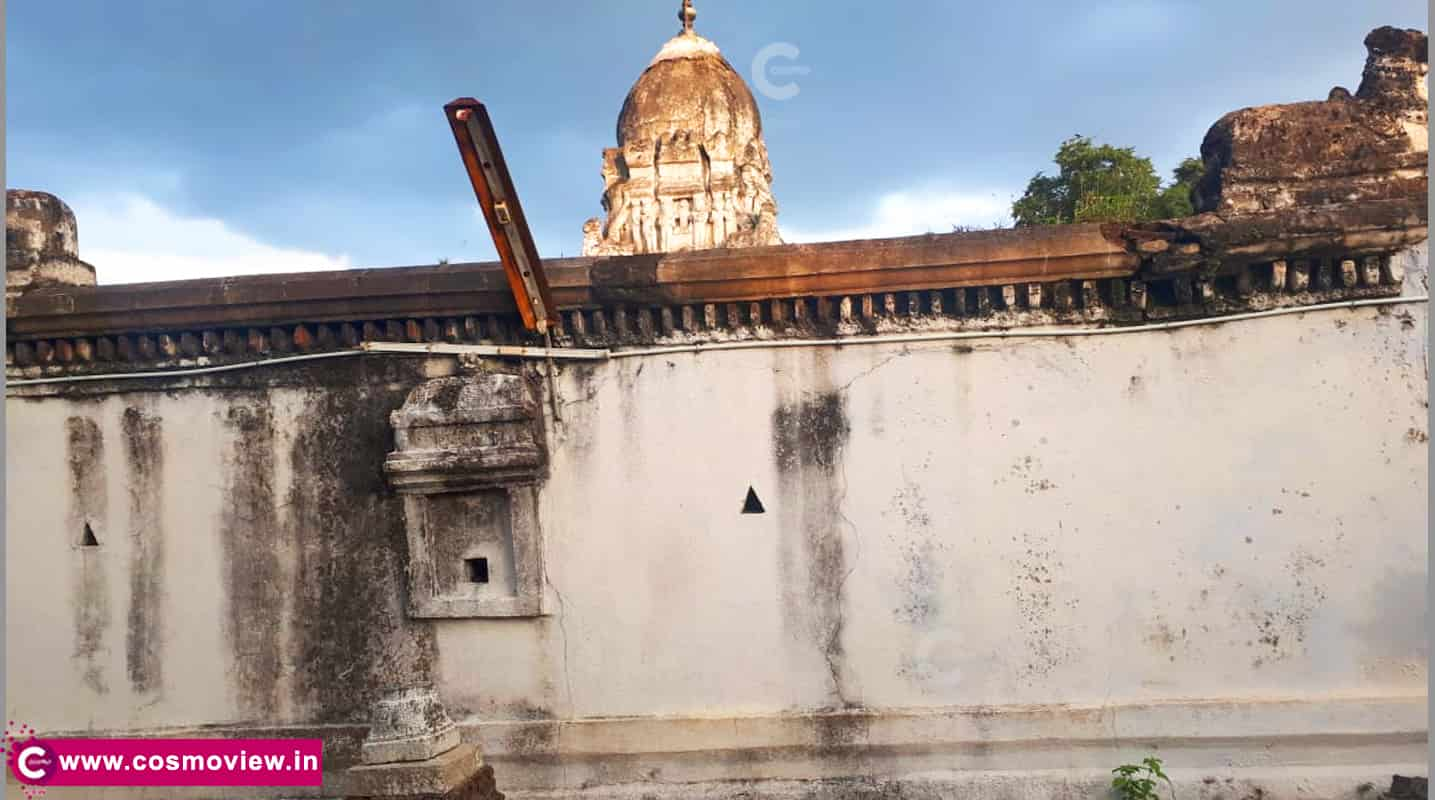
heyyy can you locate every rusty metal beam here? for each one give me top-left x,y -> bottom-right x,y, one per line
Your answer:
444,98 -> 555,333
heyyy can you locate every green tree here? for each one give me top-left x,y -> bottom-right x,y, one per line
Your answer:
1151,157 -> 1205,219
1011,136 -> 1202,226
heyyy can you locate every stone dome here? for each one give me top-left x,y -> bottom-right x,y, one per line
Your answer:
6,189 -> 96,304
582,0 -> 781,257
616,32 -> 764,153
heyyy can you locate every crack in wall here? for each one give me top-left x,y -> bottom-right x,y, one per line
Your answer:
543,567 -> 576,719
828,442 -> 861,708
831,349 -> 914,396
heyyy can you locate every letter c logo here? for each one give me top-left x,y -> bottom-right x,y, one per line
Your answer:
17,746 -> 47,779
752,42 -> 804,101
14,742 -> 57,784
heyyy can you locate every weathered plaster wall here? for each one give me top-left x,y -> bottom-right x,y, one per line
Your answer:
5,250 -> 1428,797
7,360 -> 444,735
451,270 -> 1429,727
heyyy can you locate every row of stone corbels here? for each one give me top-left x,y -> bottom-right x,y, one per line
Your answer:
1131,254 -> 1401,307
6,315 -> 533,368
564,281 -> 1152,340
555,255 -> 1405,339
4,253 -> 1410,374
1266,255 -> 1402,293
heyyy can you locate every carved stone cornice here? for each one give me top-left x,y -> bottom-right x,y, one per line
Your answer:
4,199 -> 1425,381
384,373 -> 545,494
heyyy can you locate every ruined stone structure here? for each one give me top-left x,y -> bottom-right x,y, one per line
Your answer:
582,0 -> 782,256
5,23 -> 1429,800
1196,26 -> 1428,214
5,189 -> 95,311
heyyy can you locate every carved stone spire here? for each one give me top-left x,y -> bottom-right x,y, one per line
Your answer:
582,2 -> 781,257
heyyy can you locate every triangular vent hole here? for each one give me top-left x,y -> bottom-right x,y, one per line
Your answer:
741,486 -> 766,514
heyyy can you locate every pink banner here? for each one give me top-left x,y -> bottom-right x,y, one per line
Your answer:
9,738 -> 324,787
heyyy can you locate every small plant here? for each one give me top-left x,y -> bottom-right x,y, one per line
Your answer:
1112,756 -> 1175,800
951,221 -> 1012,233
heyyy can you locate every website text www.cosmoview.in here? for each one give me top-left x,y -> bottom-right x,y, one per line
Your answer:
8,736 -> 324,789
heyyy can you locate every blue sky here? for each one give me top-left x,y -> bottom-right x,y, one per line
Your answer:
7,1 -> 1426,284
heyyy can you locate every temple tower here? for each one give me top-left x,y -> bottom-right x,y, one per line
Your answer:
583,0 -> 781,256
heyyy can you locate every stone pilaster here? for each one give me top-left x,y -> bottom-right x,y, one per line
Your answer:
344,688 -> 502,799
361,688 -> 461,765
344,745 -> 503,800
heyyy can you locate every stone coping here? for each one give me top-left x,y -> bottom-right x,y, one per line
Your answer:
5,196 -> 1426,379
4,250 -> 1415,380
8,198 -> 1423,343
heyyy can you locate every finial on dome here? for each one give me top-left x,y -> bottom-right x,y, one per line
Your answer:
679,0 -> 696,35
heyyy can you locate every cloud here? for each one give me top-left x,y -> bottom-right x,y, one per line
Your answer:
781,187 -> 1013,244
68,193 -> 352,285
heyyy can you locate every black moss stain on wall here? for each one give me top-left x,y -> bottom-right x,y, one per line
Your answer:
772,390 -> 854,708
1245,548 -> 1331,667
501,717 -> 559,758
195,359 -> 443,725
66,416 -> 110,694
615,360 -> 646,481
809,711 -> 877,778
285,383 -> 438,723
889,483 -> 939,628
774,394 -> 849,474
219,401 -> 284,718
813,711 -> 870,749
122,406 -> 165,695
1007,526 -> 1078,684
